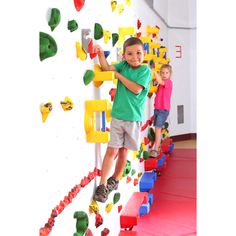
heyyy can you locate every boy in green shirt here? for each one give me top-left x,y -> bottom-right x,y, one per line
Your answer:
93,37 -> 152,202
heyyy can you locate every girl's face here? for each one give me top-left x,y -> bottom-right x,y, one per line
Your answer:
123,44 -> 145,68
160,68 -> 171,80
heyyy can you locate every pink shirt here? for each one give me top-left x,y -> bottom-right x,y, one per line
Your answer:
154,79 -> 173,111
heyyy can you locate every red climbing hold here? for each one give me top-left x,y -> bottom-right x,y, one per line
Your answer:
101,228 -> 110,236
74,0 -> 85,11
95,213 -> 103,228
137,19 -> 141,29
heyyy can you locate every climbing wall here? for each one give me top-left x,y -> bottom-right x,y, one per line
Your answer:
37,0 -> 170,235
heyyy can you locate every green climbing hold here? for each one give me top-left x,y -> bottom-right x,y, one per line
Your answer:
148,127 -> 155,141
143,150 -> 149,160
48,8 -> 61,31
122,160 -> 131,177
39,32 -> 57,61
163,122 -> 169,129
74,211 -> 89,236
113,192 -> 120,204
112,33 -> 119,47
83,70 -> 95,85
68,20 -> 78,32
94,23 -> 103,40
131,169 -> 136,176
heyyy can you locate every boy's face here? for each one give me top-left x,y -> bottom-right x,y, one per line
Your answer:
160,68 -> 171,80
123,44 -> 145,68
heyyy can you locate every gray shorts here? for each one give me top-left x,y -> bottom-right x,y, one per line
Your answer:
108,118 -> 142,151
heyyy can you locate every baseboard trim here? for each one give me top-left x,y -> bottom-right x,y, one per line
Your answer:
170,133 -> 196,142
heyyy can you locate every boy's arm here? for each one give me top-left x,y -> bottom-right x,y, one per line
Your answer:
153,71 -> 165,85
93,45 -> 115,71
115,71 -> 143,95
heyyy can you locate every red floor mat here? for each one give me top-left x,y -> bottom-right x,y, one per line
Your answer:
135,149 -> 196,236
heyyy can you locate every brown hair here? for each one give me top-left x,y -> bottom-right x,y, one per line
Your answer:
123,37 -> 144,53
160,64 -> 172,74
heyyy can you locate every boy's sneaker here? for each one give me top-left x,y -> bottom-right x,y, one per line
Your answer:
107,177 -> 119,193
93,184 -> 109,203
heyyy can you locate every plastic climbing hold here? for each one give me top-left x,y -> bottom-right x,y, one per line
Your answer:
105,203 -> 113,213
60,96 -> 73,111
118,205 -> 123,213
89,200 -> 99,214
131,169 -> 136,176
74,211 -> 89,236
109,88 -> 116,101
104,51 -> 110,58
48,8 -> 61,31
85,228 -> 94,236
103,30 -> 111,44
40,102 -> 52,122
143,150 -> 149,160
148,127 -> 155,141
95,213 -> 103,228
113,192 -> 120,204
122,160 -> 131,177
83,70 -> 95,85
118,4 -> 124,15
137,19 -> 142,29
74,0 -> 85,12
133,178 -> 138,186
101,228 -> 110,236
68,20 -> 78,32
76,42 -> 87,60
163,122 -> 169,129
126,0 -> 132,7
94,23 -> 103,40
112,33 -> 119,47
111,0 -> 117,12
39,32 -> 57,61
126,176 -> 132,184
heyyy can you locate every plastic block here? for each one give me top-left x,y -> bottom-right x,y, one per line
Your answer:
144,158 -> 158,171
120,192 -> 148,228
119,231 -> 137,236
139,172 -> 156,192
139,36 -> 151,43
139,203 -> 150,216
148,193 -> 154,204
118,27 -> 135,46
158,158 -> 164,168
93,64 -> 115,87
146,25 -> 160,35
84,100 -> 111,143
169,143 -> 174,153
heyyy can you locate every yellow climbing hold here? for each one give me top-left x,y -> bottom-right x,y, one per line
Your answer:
40,102 -> 52,122
60,96 -> 73,111
105,202 -> 113,213
133,150 -> 138,160
118,4 -> 124,15
76,42 -> 87,61
138,172 -> 143,179
126,0 -> 132,7
89,200 -> 99,214
103,30 -> 111,44
111,0 -> 117,12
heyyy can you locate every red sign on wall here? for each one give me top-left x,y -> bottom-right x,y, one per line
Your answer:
175,45 -> 182,58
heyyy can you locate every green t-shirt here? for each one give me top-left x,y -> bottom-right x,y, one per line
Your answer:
112,60 -> 152,121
